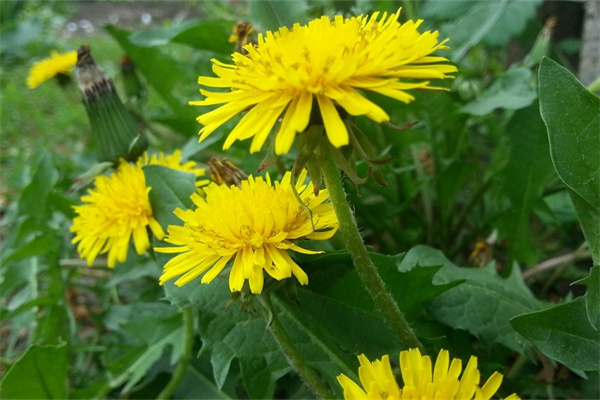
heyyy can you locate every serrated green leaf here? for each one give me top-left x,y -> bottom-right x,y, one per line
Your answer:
575,265 -> 600,330
174,355 -> 235,399
103,304 -> 185,393
129,19 -> 232,54
143,165 -> 196,229
239,357 -> 275,400
539,57 -> 600,263
274,292 -> 369,384
399,245 -> 544,353
248,0 -> 310,32
314,252 -> 461,319
162,278 -> 289,398
497,102 -> 556,264
511,297 -> 600,371
0,344 -> 68,399
461,67 -> 537,115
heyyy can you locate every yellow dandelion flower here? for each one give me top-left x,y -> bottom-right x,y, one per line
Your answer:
337,348 -> 520,400
137,149 -> 209,187
27,50 -> 78,89
71,161 -> 164,268
190,8 -> 456,155
155,170 -> 338,293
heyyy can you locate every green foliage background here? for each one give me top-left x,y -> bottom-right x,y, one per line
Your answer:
1,0 -> 598,399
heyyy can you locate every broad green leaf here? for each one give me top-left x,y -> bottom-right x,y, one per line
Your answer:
312,252 -> 461,320
102,303 -> 185,393
480,0 -> 542,46
160,250 -> 456,398
162,278 -> 289,399
17,152 -> 58,218
129,19 -> 232,54
104,25 -> 199,135
0,233 -> 57,265
539,57 -> 600,263
143,165 -> 196,229
461,67 -> 537,115
108,259 -> 162,287
575,265 -> 600,330
399,245 -> 544,353
174,355 -> 235,399
511,297 -> 600,371
239,357 -> 275,400
0,344 -> 68,399
497,102 -> 556,264
539,57 -> 600,207
429,0 -> 507,60
272,293 -> 358,398
420,0 -> 473,20
248,0 -> 310,32
425,0 -> 541,60
569,188 -> 600,266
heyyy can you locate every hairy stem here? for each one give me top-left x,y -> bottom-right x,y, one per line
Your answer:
259,293 -> 335,399
319,144 -> 424,351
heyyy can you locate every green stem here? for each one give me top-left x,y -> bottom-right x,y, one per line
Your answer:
400,0 -> 417,21
259,293 -> 335,399
505,353 -> 527,380
587,75 -> 600,94
319,144 -> 424,352
157,308 -> 195,400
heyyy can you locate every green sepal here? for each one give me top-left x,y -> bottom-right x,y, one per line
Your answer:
325,145 -> 367,186
305,157 -> 323,195
293,124 -> 323,177
83,87 -> 148,164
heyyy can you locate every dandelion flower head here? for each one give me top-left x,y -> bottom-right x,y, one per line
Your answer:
71,151 -> 202,268
27,50 -> 77,89
155,170 -> 338,294
191,8 -> 457,155
337,348 -> 520,400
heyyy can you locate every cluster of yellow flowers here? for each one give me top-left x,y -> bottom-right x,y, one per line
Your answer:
55,7 -> 456,294
29,7 -> 518,399
70,150 -> 205,268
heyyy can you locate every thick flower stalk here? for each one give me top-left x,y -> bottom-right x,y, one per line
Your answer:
337,348 -> 520,400
191,8 -> 456,155
71,151 -> 206,268
27,50 -> 77,89
155,170 -> 338,293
